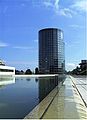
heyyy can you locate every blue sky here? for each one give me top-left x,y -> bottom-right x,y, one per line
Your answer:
0,0 -> 86,71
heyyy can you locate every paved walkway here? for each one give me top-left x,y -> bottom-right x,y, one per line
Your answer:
25,75 -> 87,119
71,75 -> 87,107
43,76 -> 87,119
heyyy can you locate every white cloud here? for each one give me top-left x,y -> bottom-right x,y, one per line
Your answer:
42,0 -> 86,17
8,61 -> 37,65
69,24 -> 84,29
43,1 -> 53,8
71,0 -> 87,12
67,63 -> 76,66
66,41 -> 81,48
34,39 -> 38,43
58,8 -> 73,18
13,46 -> 33,50
69,24 -> 80,28
43,0 -> 73,18
43,0 -> 60,9
54,0 -> 59,10
0,41 -> 9,47
66,63 -> 77,71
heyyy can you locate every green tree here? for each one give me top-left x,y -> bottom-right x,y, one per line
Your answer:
25,69 -> 32,74
35,67 -> 39,74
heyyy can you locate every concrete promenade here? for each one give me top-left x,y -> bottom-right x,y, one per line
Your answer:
25,75 -> 87,119
71,75 -> 87,107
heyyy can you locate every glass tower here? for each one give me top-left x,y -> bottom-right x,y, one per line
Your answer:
39,28 -> 65,74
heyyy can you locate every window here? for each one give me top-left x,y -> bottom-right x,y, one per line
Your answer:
0,69 -> 14,72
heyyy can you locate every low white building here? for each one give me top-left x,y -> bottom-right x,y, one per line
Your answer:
0,60 -> 15,76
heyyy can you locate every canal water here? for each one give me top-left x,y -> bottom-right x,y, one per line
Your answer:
0,75 -> 65,119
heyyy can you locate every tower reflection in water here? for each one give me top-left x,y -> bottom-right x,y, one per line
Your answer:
38,75 -> 65,102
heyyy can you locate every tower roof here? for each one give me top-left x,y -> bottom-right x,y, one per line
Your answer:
39,28 -> 63,32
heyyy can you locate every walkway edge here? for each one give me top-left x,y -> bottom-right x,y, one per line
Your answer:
69,76 -> 87,107
24,82 -> 62,119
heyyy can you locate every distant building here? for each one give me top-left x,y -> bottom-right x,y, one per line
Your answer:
0,59 -> 5,66
0,59 -> 15,76
39,28 -> 65,74
79,60 -> 87,74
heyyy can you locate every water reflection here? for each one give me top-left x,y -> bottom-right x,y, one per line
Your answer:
35,78 -> 38,83
39,75 -> 65,102
26,78 -> 30,81
0,76 -> 15,86
0,75 -> 65,119
0,76 -> 38,119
